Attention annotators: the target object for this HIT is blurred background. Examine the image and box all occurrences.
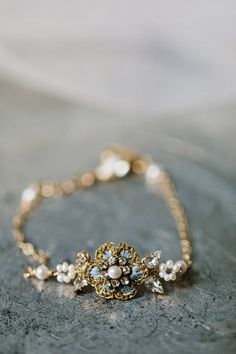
[0,1,236,354]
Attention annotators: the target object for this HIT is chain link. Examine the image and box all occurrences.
[13,150,192,268]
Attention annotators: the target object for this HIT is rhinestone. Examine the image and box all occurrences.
[108,256,117,265]
[101,262,109,270]
[74,275,88,291]
[122,266,130,275]
[145,275,164,294]
[111,279,120,288]
[144,250,161,269]
[76,251,89,272]
[118,257,127,265]
[120,276,129,285]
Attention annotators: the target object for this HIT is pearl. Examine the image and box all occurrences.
[145,164,161,183]
[166,260,174,269]
[21,188,36,203]
[35,265,48,280]
[107,265,122,279]
[68,264,75,273]
[170,273,176,281]
[62,262,69,272]
[164,274,170,281]
[159,271,166,279]
[173,263,181,273]
[175,260,187,274]
[56,264,63,272]
[113,160,130,177]
[159,263,167,272]
[57,273,64,283]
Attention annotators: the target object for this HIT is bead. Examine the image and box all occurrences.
[164,274,170,281]
[64,275,71,283]
[56,264,63,272]
[159,263,167,272]
[145,164,161,183]
[159,271,166,279]
[62,262,69,272]
[145,275,164,294]
[113,160,130,177]
[21,188,36,203]
[68,264,75,273]
[173,263,181,273]
[107,265,122,279]
[175,260,187,274]
[35,265,49,280]
[169,273,176,281]
[57,273,64,283]
[166,260,174,269]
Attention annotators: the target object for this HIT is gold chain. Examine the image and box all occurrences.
[13,147,192,268]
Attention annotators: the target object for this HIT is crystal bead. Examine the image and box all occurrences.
[144,250,161,269]
[122,266,131,275]
[76,251,89,273]
[120,276,130,285]
[145,275,164,294]
[74,275,88,291]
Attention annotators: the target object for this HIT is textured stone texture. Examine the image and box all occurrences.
[0,84,236,354]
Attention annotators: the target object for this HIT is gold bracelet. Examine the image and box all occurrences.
[13,145,192,301]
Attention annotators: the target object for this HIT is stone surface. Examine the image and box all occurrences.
[0,84,236,354]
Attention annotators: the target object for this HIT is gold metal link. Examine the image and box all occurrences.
[13,149,192,269]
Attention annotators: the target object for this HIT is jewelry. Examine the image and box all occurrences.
[13,146,192,301]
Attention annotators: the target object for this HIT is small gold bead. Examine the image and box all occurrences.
[81,172,95,187]
[132,160,147,175]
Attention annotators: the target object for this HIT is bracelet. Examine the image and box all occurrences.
[13,146,192,301]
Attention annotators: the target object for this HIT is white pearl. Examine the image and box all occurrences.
[175,260,187,274]
[159,263,167,272]
[62,262,69,272]
[35,265,48,280]
[166,260,174,269]
[56,264,63,272]
[22,188,36,203]
[113,160,130,177]
[164,274,170,281]
[107,265,122,279]
[145,164,161,183]
[173,263,181,273]
[57,273,64,283]
[68,264,75,273]
[159,271,166,279]
[68,271,75,279]
[64,275,71,283]
[170,273,176,281]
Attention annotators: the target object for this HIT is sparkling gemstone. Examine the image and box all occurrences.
[74,275,88,291]
[107,265,122,279]
[90,266,102,280]
[101,262,109,270]
[122,266,131,275]
[130,264,143,281]
[120,249,132,260]
[101,282,112,293]
[120,277,129,285]
[76,252,88,272]
[118,257,127,265]
[118,285,135,295]
[145,275,164,294]
[108,256,117,265]
[111,279,120,287]
[144,250,161,269]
